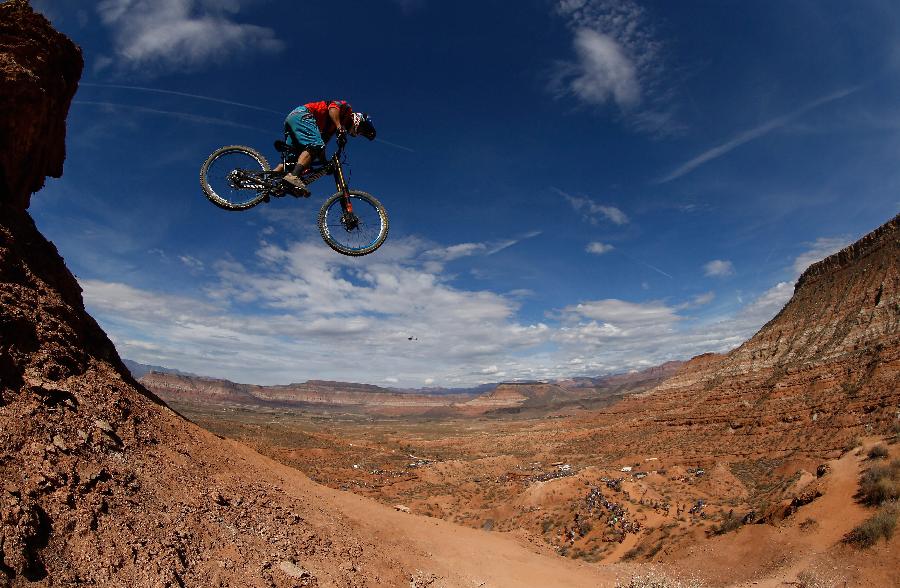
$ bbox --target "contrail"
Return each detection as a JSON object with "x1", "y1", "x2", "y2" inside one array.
[
  {"x1": 375, "y1": 137, "x2": 415, "y2": 152},
  {"x1": 640, "y1": 262, "x2": 673, "y2": 279},
  {"x1": 80, "y1": 82, "x2": 283, "y2": 114},
  {"x1": 83, "y1": 84, "x2": 415, "y2": 151},
  {"x1": 657, "y1": 86, "x2": 861, "y2": 183},
  {"x1": 614, "y1": 249, "x2": 674, "y2": 279},
  {"x1": 73, "y1": 101, "x2": 271, "y2": 134}
]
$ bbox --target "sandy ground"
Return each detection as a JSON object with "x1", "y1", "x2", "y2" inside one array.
[{"x1": 225, "y1": 438, "x2": 639, "y2": 587}]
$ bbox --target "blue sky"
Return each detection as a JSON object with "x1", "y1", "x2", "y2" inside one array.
[{"x1": 31, "y1": 0, "x2": 900, "y2": 386}]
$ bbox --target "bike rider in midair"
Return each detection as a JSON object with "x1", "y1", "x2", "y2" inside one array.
[{"x1": 274, "y1": 100, "x2": 376, "y2": 196}]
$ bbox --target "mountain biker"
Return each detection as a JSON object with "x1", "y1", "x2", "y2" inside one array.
[{"x1": 275, "y1": 100, "x2": 376, "y2": 196}]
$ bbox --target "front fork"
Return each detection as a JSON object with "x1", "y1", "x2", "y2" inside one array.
[{"x1": 331, "y1": 155, "x2": 353, "y2": 214}]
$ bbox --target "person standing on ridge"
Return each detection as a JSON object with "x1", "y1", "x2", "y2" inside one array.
[{"x1": 275, "y1": 99, "x2": 376, "y2": 196}]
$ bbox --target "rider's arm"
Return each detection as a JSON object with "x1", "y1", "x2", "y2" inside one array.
[{"x1": 328, "y1": 106, "x2": 345, "y2": 134}]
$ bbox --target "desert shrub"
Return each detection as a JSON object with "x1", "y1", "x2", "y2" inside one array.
[
  {"x1": 844, "y1": 502, "x2": 899, "y2": 547},
  {"x1": 843, "y1": 436, "x2": 862, "y2": 453},
  {"x1": 857, "y1": 460, "x2": 900, "y2": 506},
  {"x1": 798, "y1": 517, "x2": 819, "y2": 532},
  {"x1": 577, "y1": 519, "x2": 593, "y2": 535},
  {"x1": 622, "y1": 544, "x2": 644, "y2": 561},
  {"x1": 868, "y1": 444, "x2": 889, "y2": 459},
  {"x1": 541, "y1": 520, "x2": 553, "y2": 533},
  {"x1": 710, "y1": 510, "x2": 744, "y2": 535}
]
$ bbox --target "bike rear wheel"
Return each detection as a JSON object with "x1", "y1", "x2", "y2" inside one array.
[
  {"x1": 317, "y1": 190, "x2": 389, "y2": 256},
  {"x1": 200, "y1": 145, "x2": 270, "y2": 210}
]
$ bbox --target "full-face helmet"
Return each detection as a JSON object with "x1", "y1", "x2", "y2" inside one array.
[{"x1": 350, "y1": 112, "x2": 376, "y2": 140}]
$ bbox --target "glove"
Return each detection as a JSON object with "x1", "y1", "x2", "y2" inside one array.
[{"x1": 336, "y1": 129, "x2": 348, "y2": 148}]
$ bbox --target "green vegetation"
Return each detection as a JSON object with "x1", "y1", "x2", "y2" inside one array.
[{"x1": 844, "y1": 502, "x2": 899, "y2": 547}]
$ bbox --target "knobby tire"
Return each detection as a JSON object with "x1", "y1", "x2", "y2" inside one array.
[
  {"x1": 317, "y1": 190, "x2": 389, "y2": 256},
  {"x1": 200, "y1": 145, "x2": 270, "y2": 211}
]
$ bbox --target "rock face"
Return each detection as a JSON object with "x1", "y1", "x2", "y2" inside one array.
[
  {"x1": 141, "y1": 372, "x2": 475, "y2": 411},
  {"x1": 142, "y1": 365, "x2": 683, "y2": 417},
  {"x1": 0, "y1": 5, "x2": 402, "y2": 586},
  {"x1": 592, "y1": 214, "x2": 900, "y2": 461},
  {"x1": 0, "y1": 0, "x2": 82, "y2": 211}
]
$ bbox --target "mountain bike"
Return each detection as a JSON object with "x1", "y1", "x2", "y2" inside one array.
[{"x1": 199, "y1": 140, "x2": 389, "y2": 256}]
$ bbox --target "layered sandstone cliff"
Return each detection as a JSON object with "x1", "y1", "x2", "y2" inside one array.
[{"x1": 589, "y1": 214, "x2": 899, "y2": 461}]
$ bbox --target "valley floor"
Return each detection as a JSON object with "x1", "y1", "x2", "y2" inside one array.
[{"x1": 172, "y1": 401, "x2": 900, "y2": 587}]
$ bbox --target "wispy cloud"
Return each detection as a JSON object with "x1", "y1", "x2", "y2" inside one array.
[
  {"x1": 72, "y1": 101, "x2": 270, "y2": 134},
  {"x1": 553, "y1": 187, "x2": 629, "y2": 225},
  {"x1": 657, "y1": 87, "x2": 861, "y2": 183},
  {"x1": 82, "y1": 237, "x2": 551, "y2": 386},
  {"x1": 425, "y1": 230, "x2": 542, "y2": 261},
  {"x1": 78, "y1": 228, "x2": 855, "y2": 386},
  {"x1": 551, "y1": 0, "x2": 678, "y2": 134},
  {"x1": 80, "y1": 82, "x2": 283, "y2": 114},
  {"x1": 96, "y1": 0, "x2": 284, "y2": 73},
  {"x1": 586, "y1": 241, "x2": 614, "y2": 255},
  {"x1": 703, "y1": 259, "x2": 734, "y2": 277}
]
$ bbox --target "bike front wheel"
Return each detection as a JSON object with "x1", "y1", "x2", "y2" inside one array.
[
  {"x1": 317, "y1": 190, "x2": 389, "y2": 256},
  {"x1": 200, "y1": 145, "x2": 270, "y2": 211}
]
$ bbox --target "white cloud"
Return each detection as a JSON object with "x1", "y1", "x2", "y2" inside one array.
[
  {"x1": 564, "y1": 299, "x2": 679, "y2": 327},
  {"x1": 552, "y1": 0, "x2": 677, "y2": 134},
  {"x1": 96, "y1": 0, "x2": 284, "y2": 72},
  {"x1": 693, "y1": 291, "x2": 715, "y2": 305},
  {"x1": 82, "y1": 237, "x2": 551, "y2": 386},
  {"x1": 567, "y1": 28, "x2": 639, "y2": 108},
  {"x1": 425, "y1": 231, "x2": 542, "y2": 261},
  {"x1": 179, "y1": 254, "x2": 204, "y2": 270},
  {"x1": 554, "y1": 187, "x2": 629, "y2": 225},
  {"x1": 586, "y1": 241, "x2": 614, "y2": 255},
  {"x1": 80, "y1": 228, "x2": 853, "y2": 386},
  {"x1": 703, "y1": 259, "x2": 734, "y2": 277}
]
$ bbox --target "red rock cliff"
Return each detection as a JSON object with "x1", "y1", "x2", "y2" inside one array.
[
  {"x1": 0, "y1": 0, "x2": 82, "y2": 212},
  {"x1": 0, "y1": 4, "x2": 414, "y2": 585}
]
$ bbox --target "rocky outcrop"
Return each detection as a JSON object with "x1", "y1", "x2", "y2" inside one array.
[
  {"x1": 587, "y1": 214, "x2": 900, "y2": 461},
  {"x1": 0, "y1": 5, "x2": 409, "y2": 585},
  {"x1": 0, "y1": 0, "x2": 82, "y2": 212}
]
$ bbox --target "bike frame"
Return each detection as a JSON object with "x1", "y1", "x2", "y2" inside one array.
[{"x1": 280, "y1": 143, "x2": 353, "y2": 213}]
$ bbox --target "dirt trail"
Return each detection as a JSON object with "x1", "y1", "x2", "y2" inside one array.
[
  {"x1": 671, "y1": 440, "x2": 886, "y2": 587},
  {"x1": 226, "y1": 439, "x2": 635, "y2": 587},
  {"x1": 739, "y1": 439, "x2": 885, "y2": 587}
]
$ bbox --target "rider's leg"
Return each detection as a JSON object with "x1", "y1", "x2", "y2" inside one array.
[
  {"x1": 283, "y1": 149, "x2": 312, "y2": 196},
  {"x1": 291, "y1": 150, "x2": 313, "y2": 174}
]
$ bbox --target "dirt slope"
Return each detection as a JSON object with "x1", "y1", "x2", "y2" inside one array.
[
  {"x1": 583, "y1": 213, "x2": 900, "y2": 462},
  {"x1": 0, "y1": 3, "x2": 629, "y2": 586}
]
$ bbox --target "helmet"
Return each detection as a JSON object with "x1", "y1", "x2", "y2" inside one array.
[{"x1": 350, "y1": 112, "x2": 376, "y2": 140}]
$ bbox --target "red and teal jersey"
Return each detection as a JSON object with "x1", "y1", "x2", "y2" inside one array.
[{"x1": 303, "y1": 100, "x2": 354, "y2": 141}]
